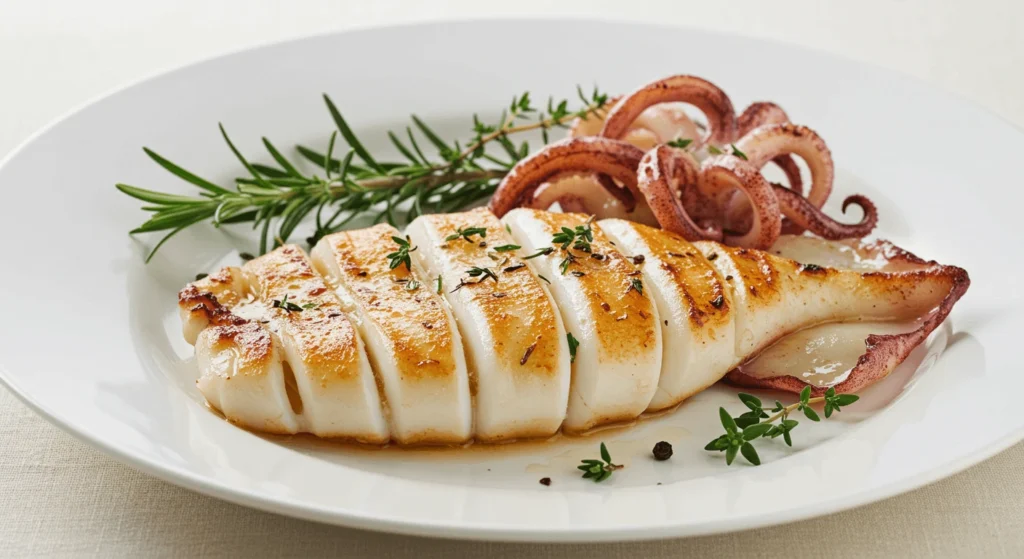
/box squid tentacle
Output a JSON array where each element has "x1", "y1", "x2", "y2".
[
  {"x1": 599, "y1": 75, "x2": 738, "y2": 146},
  {"x1": 488, "y1": 137, "x2": 644, "y2": 217},
  {"x1": 636, "y1": 145, "x2": 722, "y2": 241},
  {"x1": 491, "y1": 79, "x2": 878, "y2": 254},
  {"x1": 772, "y1": 185, "x2": 878, "y2": 239},
  {"x1": 734, "y1": 123, "x2": 834, "y2": 209},
  {"x1": 700, "y1": 156, "x2": 782, "y2": 249}
]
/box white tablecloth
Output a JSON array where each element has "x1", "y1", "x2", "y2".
[{"x1": 2, "y1": 1, "x2": 1022, "y2": 556}]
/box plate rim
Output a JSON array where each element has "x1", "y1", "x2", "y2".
[
  {"x1": 5, "y1": 366, "x2": 1021, "y2": 542},
  {"x1": 0, "y1": 17, "x2": 1021, "y2": 542}
]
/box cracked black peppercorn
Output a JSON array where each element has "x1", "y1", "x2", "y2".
[{"x1": 652, "y1": 441, "x2": 673, "y2": 461}]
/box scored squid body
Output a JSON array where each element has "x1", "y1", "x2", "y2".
[
  {"x1": 501, "y1": 209, "x2": 662, "y2": 432},
  {"x1": 179, "y1": 246, "x2": 389, "y2": 441},
  {"x1": 597, "y1": 219, "x2": 737, "y2": 411},
  {"x1": 310, "y1": 224, "x2": 472, "y2": 444},
  {"x1": 405, "y1": 208, "x2": 571, "y2": 441},
  {"x1": 595, "y1": 219, "x2": 967, "y2": 408},
  {"x1": 725, "y1": 235, "x2": 968, "y2": 393},
  {"x1": 179, "y1": 211, "x2": 967, "y2": 443},
  {"x1": 691, "y1": 240, "x2": 949, "y2": 362}
]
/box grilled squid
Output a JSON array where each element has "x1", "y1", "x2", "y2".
[{"x1": 179, "y1": 210, "x2": 969, "y2": 442}]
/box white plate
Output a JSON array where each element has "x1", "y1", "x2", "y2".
[{"x1": 0, "y1": 19, "x2": 1019, "y2": 542}]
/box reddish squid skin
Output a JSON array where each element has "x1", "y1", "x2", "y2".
[
  {"x1": 599, "y1": 75, "x2": 738, "y2": 146},
  {"x1": 496, "y1": 76, "x2": 880, "y2": 248},
  {"x1": 726, "y1": 240, "x2": 969, "y2": 396},
  {"x1": 737, "y1": 101, "x2": 805, "y2": 233},
  {"x1": 488, "y1": 137, "x2": 644, "y2": 218},
  {"x1": 734, "y1": 122, "x2": 835, "y2": 209},
  {"x1": 699, "y1": 155, "x2": 782, "y2": 249},
  {"x1": 737, "y1": 101, "x2": 791, "y2": 136},
  {"x1": 636, "y1": 145, "x2": 721, "y2": 241},
  {"x1": 772, "y1": 185, "x2": 878, "y2": 239},
  {"x1": 636, "y1": 146, "x2": 781, "y2": 250}
]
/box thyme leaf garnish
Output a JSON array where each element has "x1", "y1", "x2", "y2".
[
  {"x1": 578, "y1": 443, "x2": 622, "y2": 482},
  {"x1": 386, "y1": 235, "x2": 417, "y2": 271},
  {"x1": 445, "y1": 226, "x2": 487, "y2": 243},
  {"x1": 465, "y1": 266, "x2": 498, "y2": 284},
  {"x1": 550, "y1": 216, "x2": 595, "y2": 274},
  {"x1": 705, "y1": 387, "x2": 860, "y2": 465},
  {"x1": 566, "y1": 332, "x2": 579, "y2": 363},
  {"x1": 524, "y1": 247, "x2": 554, "y2": 259},
  {"x1": 271, "y1": 294, "x2": 306, "y2": 313}
]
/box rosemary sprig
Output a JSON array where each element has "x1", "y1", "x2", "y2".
[
  {"x1": 705, "y1": 387, "x2": 859, "y2": 465},
  {"x1": 578, "y1": 442, "x2": 622, "y2": 482},
  {"x1": 118, "y1": 87, "x2": 610, "y2": 262}
]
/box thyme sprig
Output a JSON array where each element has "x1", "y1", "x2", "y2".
[
  {"x1": 705, "y1": 387, "x2": 859, "y2": 466},
  {"x1": 445, "y1": 226, "x2": 487, "y2": 243},
  {"x1": 271, "y1": 294, "x2": 316, "y2": 313},
  {"x1": 386, "y1": 235, "x2": 416, "y2": 271},
  {"x1": 578, "y1": 442, "x2": 622, "y2": 482},
  {"x1": 524, "y1": 247, "x2": 554, "y2": 259},
  {"x1": 549, "y1": 216, "x2": 595, "y2": 274},
  {"x1": 465, "y1": 266, "x2": 498, "y2": 283},
  {"x1": 118, "y1": 88, "x2": 610, "y2": 262}
]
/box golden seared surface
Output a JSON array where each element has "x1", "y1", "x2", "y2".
[
  {"x1": 429, "y1": 207, "x2": 561, "y2": 378},
  {"x1": 244, "y1": 245, "x2": 361, "y2": 382},
  {"x1": 531, "y1": 211, "x2": 659, "y2": 363},
  {"x1": 625, "y1": 221, "x2": 732, "y2": 332},
  {"x1": 321, "y1": 224, "x2": 456, "y2": 380},
  {"x1": 702, "y1": 241, "x2": 941, "y2": 318},
  {"x1": 178, "y1": 283, "x2": 236, "y2": 324},
  {"x1": 203, "y1": 321, "x2": 275, "y2": 374},
  {"x1": 193, "y1": 267, "x2": 245, "y2": 306},
  {"x1": 178, "y1": 267, "x2": 246, "y2": 322},
  {"x1": 698, "y1": 244, "x2": 784, "y2": 308}
]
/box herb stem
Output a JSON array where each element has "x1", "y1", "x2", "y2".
[
  {"x1": 455, "y1": 102, "x2": 603, "y2": 162},
  {"x1": 354, "y1": 168, "x2": 507, "y2": 191},
  {"x1": 762, "y1": 396, "x2": 826, "y2": 424},
  {"x1": 119, "y1": 88, "x2": 609, "y2": 261}
]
